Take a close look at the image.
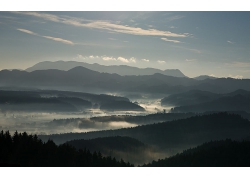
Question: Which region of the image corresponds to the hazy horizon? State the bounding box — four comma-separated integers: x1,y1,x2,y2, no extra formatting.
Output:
1,11,250,78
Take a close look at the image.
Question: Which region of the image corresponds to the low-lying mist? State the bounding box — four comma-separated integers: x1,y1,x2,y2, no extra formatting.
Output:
0,97,173,135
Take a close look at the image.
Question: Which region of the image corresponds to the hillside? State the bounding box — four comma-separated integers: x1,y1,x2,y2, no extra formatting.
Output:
143,139,250,167
39,113,250,155
66,136,157,165
0,131,132,167
170,95,250,113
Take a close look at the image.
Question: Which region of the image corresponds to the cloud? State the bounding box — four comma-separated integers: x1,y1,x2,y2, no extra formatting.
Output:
76,54,85,59
123,41,129,43
225,61,250,68
185,59,196,62
108,38,116,40
13,12,189,38
102,56,116,61
117,57,136,63
17,28,38,35
157,60,165,64
167,15,185,21
161,37,181,43
17,28,74,45
43,36,74,45
228,74,243,79
209,74,217,77
227,40,234,44
129,57,136,63
117,57,129,63
142,59,149,62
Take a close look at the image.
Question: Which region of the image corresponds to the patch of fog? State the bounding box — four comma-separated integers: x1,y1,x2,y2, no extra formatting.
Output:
137,99,173,114
108,121,137,128
0,97,173,134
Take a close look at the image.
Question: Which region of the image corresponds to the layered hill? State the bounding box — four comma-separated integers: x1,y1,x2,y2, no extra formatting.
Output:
66,136,157,165
26,61,186,77
1,67,250,94
39,113,250,155
144,139,250,167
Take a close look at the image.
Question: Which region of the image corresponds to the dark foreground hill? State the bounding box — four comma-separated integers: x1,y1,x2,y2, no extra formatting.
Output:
39,113,250,155
143,139,250,167
0,131,132,167
66,136,159,165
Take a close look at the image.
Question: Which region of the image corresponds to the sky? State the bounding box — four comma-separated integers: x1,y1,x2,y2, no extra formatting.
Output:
0,11,250,78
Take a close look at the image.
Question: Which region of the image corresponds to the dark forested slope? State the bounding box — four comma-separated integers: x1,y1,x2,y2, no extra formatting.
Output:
0,131,132,167
39,113,250,153
143,139,250,167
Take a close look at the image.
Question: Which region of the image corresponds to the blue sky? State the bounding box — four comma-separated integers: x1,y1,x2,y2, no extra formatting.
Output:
0,11,250,78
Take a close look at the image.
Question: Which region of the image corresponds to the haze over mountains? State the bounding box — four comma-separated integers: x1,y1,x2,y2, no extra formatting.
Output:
1,61,250,166
26,61,186,77
1,64,250,94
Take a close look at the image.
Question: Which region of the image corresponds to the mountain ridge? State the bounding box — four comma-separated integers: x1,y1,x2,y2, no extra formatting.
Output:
25,61,186,77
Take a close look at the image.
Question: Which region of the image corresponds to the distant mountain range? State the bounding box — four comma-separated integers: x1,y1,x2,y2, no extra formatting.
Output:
26,61,186,77
194,75,217,80
1,67,250,94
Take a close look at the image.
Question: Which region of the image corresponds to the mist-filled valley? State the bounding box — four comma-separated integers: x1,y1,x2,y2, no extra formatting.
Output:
2,61,250,167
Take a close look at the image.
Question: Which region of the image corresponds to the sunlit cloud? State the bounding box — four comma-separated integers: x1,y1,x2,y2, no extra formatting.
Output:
142,59,150,62
43,36,74,45
227,40,234,44
17,28,38,35
129,57,136,63
116,57,136,63
76,54,85,59
117,57,129,63
228,74,243,79
102,56,116,61
157,60,165,64
161,37,181,43
209,74,217,77
13,12,189,38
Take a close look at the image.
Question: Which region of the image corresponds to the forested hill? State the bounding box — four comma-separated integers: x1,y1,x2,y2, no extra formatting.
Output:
66,136,156,165
0,131,133,167
39,112,250,152
143,139,250,167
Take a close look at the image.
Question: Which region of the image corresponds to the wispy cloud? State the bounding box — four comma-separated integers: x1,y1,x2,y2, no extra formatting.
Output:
167,15,185,21
142,59,150,62
17,28,38,35
43,36,74,45
108,38,116,40
13,12,189,38
161,37,181,43
157,60,165,64
170,45,202,54
17,28,74,45
185,59,197,62
227,40,234,44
